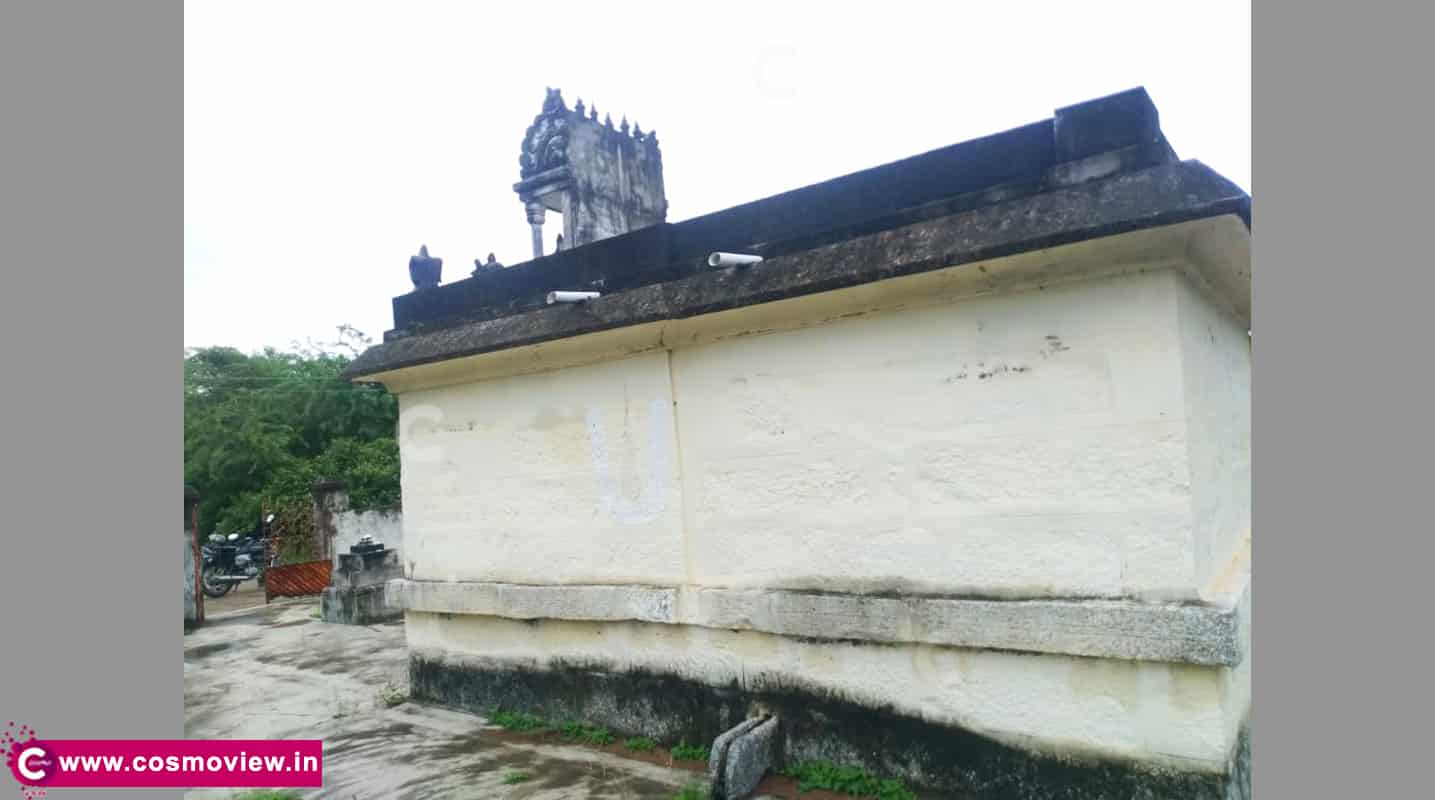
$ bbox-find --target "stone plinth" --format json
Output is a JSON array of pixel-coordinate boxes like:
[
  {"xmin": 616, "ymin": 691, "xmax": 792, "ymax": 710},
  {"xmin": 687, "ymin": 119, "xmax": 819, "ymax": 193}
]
[{"xmin": 321, "ymin": 539, "xmax": 403, "ymax": 625}]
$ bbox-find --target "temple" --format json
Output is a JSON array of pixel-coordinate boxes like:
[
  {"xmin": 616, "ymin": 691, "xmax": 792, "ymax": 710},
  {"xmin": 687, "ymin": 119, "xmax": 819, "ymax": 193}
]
[{"xmin": 344, "ymin": 87, "xmax": 1252, "ymax": 799}]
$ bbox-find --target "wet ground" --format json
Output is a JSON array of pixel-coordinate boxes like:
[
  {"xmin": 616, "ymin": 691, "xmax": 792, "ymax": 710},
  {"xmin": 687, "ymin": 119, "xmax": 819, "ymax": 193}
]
[
  {"xmin": 183, "ymin": 599, "xmax": 707, "ymax": 800},
  {"xmin": 198, "ymin": 579, "xmax": 267, "ymax": 616}
]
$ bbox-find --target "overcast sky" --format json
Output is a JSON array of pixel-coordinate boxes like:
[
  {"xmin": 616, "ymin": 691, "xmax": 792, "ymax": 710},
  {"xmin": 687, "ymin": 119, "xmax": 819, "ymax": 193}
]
[{"xmin": 185, "ymin": 0, "xmax": 1250, "ymax": 354}]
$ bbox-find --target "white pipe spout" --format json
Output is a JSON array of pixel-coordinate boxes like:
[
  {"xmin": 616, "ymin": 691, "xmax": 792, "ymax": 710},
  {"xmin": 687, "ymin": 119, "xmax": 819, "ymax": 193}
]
[
  {"xmin": 547, "ymin": 290, "xmax": 601, "ymax": 304},
  {"xmin": 707, "ymin": 252, "xmax": 763, "ymax": 268}
]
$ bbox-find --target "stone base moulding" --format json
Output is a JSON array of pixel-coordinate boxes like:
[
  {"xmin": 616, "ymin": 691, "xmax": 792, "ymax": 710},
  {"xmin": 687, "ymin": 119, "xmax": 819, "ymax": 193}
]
[
  {"xmin": 408, "ymin": 653, "xmax": 1250, "ymax": 800},
  {"xmin": 386, "ymin": 579, "xmax": 1245, "ymax": 666}
]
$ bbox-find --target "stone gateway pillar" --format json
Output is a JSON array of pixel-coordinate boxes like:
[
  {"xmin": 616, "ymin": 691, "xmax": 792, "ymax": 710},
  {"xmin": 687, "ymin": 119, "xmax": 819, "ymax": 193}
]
[
  {"xmin": 311, "ymin": 479, "xmax": 349, "ymax": 562},
  {"xmin": 183, "ymin": 485, "xmax": 202, "ymax": 630}
]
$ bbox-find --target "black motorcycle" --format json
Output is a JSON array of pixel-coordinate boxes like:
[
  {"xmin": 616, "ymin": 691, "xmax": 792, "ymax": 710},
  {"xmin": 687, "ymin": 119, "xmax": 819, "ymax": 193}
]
[{"xmin": 200, "ymin": 514, "xmax": 276, "ymax": 598}]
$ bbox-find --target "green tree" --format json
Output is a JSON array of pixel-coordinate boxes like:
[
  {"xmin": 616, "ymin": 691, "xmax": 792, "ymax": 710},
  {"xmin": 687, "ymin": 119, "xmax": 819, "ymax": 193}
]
[{"xmin": 184, "ymin": 326, "xmax": 400, "ymax": 539}]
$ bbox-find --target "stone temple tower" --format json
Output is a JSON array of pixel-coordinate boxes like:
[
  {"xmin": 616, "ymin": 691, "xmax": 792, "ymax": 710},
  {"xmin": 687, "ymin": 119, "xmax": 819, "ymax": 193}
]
[{"xmin": 513, "ymin": 88, "xmax": 668, "ymax": 259}]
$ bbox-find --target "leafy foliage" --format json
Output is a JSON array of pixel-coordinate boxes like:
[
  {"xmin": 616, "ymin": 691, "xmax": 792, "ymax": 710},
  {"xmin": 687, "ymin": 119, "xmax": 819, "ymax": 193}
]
[
  {"xmin": 184, "ymin": 326, "xmax": 399, "ymax": 539},
  {"xmin": 501, "ymin": 771, "xmax": 532, "ymax": 785},
  {"xmin": 782, "ymin": 759, "xmax": 917, "ymax": 800}
]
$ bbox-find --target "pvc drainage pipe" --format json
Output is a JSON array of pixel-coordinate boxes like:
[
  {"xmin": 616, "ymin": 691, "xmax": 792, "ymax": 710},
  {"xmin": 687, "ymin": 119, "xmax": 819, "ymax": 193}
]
[
  {"xmin": 547, "ymin": 290, "xmax": 601, "ymax": 304},
  {"xmin": 707, "ymin": 252, "xmax": 763, "ymax": 268}
]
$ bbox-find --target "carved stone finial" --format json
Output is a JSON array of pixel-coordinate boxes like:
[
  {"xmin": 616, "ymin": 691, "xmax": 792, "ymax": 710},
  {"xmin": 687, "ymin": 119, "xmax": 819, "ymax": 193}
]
[
  {"xmin": 633, "ymin": 122, "xmax": 643, "ymax": 139},
  {"xmin": 543, "ymin": 87, "xmax": 567, "ymax": 113},
  {"xmin": 574, "ymin": 98, "xmax": 585, "ymax": 117},
  {"xmin": 620, "ymin": 115, "xmax": 629, "ymax": 135},
  {"xmin": 555, "ymin": 233, "xmax": 565, "ymax": 252},
  {"xmin": 647, "ymin": 129, "xmax": 659, "ymax": 147},
  {"xmin": 519, "ymin": 88, "xmax": 572, "ymax": 178},
  {"xmin": 590, "ymin": 105, "xmax": 598, "ymax": 121},
  {"xmin": 604, "ymin": 112, "xmax": 613, "ymax": 129},
  {"xmin": 409, "ymin": 245, "xmax": 442, "ymax": 290}
]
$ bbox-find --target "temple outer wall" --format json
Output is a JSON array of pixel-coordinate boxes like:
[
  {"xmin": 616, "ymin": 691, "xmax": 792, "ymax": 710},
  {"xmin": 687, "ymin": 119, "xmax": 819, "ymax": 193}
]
[
  {"xmin": 379, "ymin": 222, "xmax": 1252, "ymax": 796},
  {"xmin": 396, "ymin": 266, "xmax": 1248, "ymax": 605}
]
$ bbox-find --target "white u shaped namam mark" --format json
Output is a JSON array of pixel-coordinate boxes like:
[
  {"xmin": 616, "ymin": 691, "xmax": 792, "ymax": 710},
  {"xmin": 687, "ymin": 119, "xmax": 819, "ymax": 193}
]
[{"xmin": 586, "ymin": 398, "xmax": 673, "ymax": 525}]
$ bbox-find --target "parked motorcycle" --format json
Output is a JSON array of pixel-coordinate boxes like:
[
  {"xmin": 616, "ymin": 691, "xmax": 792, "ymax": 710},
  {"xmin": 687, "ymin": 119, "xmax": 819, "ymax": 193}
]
[{"xmin": 200, "ymin": 514, "xmax": 276, "ymax": 598}]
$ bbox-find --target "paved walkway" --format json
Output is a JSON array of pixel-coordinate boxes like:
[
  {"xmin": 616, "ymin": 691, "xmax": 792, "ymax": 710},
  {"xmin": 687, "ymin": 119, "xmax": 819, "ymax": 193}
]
[{"xmin": 183, "ymin": 599, "xmax": 705, "ymax": 799}]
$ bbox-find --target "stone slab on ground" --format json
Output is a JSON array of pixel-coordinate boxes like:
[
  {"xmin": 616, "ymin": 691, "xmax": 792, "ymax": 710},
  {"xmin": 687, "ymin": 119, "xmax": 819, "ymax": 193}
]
[
  {"xmin": 707, "ymin": 717, "xmax": 764, "ymax": 798},
  {"xmin": 720, "ymin": 717, "xmax": 779, "ymax": 800},
  {"xmin": 183, "ymin": 599, "xmax": 702, "ymax": 799}
]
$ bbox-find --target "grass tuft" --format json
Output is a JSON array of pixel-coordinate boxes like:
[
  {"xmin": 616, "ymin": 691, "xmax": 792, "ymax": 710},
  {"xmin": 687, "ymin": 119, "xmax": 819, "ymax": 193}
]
[
  {"xmin": 623, "ymin": 736, "xmax": 658, "ymax": 752},
  {"xmin": 489, "ymin": 708, "xmax": 548, "ymax": 733},
  {"xmin": 230, "ymin": 792, "xmax": 303, "ymax": 800},
  {"xmin": 669, "ymin": 741, "xmax": 710, "ymax": 762},
  {"xmin": 501, "ymin": 771, "xmax": 532, "ymax": 785},
  {"xmin": 782, "ymin": 759, "xmax": 916, "ymax": 800},
  {"xmin": 558, "ymin": 720, "xmax": 614, "ymax": 745}
]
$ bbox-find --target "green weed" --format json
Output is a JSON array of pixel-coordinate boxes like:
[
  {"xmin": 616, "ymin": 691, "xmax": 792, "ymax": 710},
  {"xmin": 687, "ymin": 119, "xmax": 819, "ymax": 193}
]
[
  {"xmin": 782, "ymin": 759, "xmax": 916, "ymax": 800},
  {"xmin": 669, "ymin": 741, "xmax": 710, "ymax": 762},
  {"xmin": 558, "ymin": 720, "xmax": 614, "ymax": 745},
  {"xmin": 489, "ymin": 708, "xmax": 548, "ymax": 733}
]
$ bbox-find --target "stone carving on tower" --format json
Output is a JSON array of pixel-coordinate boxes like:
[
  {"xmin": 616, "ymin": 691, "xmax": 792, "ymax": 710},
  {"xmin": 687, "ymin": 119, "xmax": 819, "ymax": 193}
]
[
  {"xmin": 519, "ymin": 88, "xmax": 571, "ymax": 179},
  {"xmin": 513, "ymin": 88, "xmax": 668, "ymax": 260}
]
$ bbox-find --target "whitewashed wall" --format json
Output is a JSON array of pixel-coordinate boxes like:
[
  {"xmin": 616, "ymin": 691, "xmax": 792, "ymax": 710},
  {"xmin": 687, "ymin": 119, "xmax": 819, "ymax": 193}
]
[
  {"xmin": 389, "ymin": 254, "xmax": 1252, "ymax": 767},
  {"xmin": 398, "ymin": 352, "xmax": 684, "ymax": 585},
  {"xmin": 398, "ymin": 268, "xmax": 1247, "ymax": 602}
]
